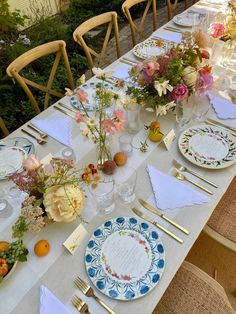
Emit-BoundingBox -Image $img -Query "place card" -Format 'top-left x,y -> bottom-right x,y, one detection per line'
63,224 -> 88,254
162,129 -> 176,150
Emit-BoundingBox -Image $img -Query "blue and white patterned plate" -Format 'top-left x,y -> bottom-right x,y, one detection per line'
85,216 -> 165,300
0,137 -> 35,155
70,82 -> 114,111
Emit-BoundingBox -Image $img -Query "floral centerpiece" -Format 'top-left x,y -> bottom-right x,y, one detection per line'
11,155 -> 85,238
127,34 -> 213,117
73,68 -> 126,166
208,1 -> 236,40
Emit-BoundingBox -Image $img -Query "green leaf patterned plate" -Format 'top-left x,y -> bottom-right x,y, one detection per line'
178,124 -> 236,169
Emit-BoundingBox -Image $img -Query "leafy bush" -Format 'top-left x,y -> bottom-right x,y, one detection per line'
0,0 -> 166,136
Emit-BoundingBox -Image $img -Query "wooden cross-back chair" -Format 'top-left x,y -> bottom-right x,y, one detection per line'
0,117 -> 9,138
122,0 -> 157,47
166,0 -> 188,21
73,12 -> 121,70
6,40 -> 75,114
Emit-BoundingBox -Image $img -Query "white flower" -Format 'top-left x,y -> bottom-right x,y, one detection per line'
87,117 -> 97,127
145,107 -> 155,112
155,101 -> 176,116
113,90 -> 136,108
92,67 -> 114,79
80,122 -> 92,139
65,88 -> 73,96
77,74 -> 86,85
154,80 -> 173,97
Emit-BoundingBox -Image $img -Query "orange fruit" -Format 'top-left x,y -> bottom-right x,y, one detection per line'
0,241 -> 9,252
34,240 -> 50,257
113,152 -> 127,166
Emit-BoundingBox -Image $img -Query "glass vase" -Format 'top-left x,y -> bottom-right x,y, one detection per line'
96,137 -> 112,166
222,39 -> 236,67
125,103 -> 141,134
176,94 -> 210,129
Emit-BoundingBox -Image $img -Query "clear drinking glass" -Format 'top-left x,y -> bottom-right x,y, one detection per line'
0,199 -> 13,218
125,104 -> 141,134
119,134 -> 133,156
89,180 -> 115,215
114,166 -> 137,203
61,147 -> 76,162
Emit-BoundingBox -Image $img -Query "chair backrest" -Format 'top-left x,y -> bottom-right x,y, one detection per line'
6,40 -> 75,113
73,12 -> 121,70
0,116 -> 9,137
122,0 -> 157,47
166,0 -> 188,21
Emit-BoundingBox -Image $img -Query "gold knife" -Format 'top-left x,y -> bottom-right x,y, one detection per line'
138,199 -> 189,235
132,208 -> 183,244
54,105 -> 75,119
58,102 -> 78,113
206,118 -> 236,133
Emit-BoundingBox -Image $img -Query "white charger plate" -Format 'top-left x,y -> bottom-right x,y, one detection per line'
173,12 -> 202,27
85,216 -> 165,300
133,39 -> 168,59
178,124 -> 236,169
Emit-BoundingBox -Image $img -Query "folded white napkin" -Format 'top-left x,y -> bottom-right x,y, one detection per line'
32,115 -> 72,146
209,94 -> 236,119
154,31 -> 182,44
146,165 -> 210,210
114,65 -> 131,79
40,285 -> 71,314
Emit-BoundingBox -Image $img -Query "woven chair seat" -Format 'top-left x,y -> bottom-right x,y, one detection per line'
207,176 -> 236,244
154,261 -> 235,314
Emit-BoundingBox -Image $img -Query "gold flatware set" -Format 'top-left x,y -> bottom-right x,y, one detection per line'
74,277 -> 116,314
205,118 -> 236,136
132,207 -> 184,244
138,198 -> 189,235
21,128 -> 47,145
71,295 -> 90,314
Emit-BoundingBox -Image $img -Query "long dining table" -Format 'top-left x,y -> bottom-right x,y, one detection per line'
1,1 -> 235,313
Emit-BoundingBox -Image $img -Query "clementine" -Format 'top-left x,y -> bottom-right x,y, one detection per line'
34,240 -> 50,257
0,241 -> 9,252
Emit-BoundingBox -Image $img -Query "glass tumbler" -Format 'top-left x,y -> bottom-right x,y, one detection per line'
114,166 -> 137,203
89,180 -> 115,215
119,134 -> 133,156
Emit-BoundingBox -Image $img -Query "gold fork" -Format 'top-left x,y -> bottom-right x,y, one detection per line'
71,295 -> 90,314
74,277 -> 116,314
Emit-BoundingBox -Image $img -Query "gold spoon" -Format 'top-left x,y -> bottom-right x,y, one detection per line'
173,160 -> 218,188
21,129 -> 47,145
173,170 -> 213,195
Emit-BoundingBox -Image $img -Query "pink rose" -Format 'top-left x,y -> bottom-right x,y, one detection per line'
196,74 -> 213,95
77,89 -> 89,103
201,49 -> 210,59
22,154 -> 41,171
171,84 -> 188,102
143,61 -> 159,77
209,22 -> 225,38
